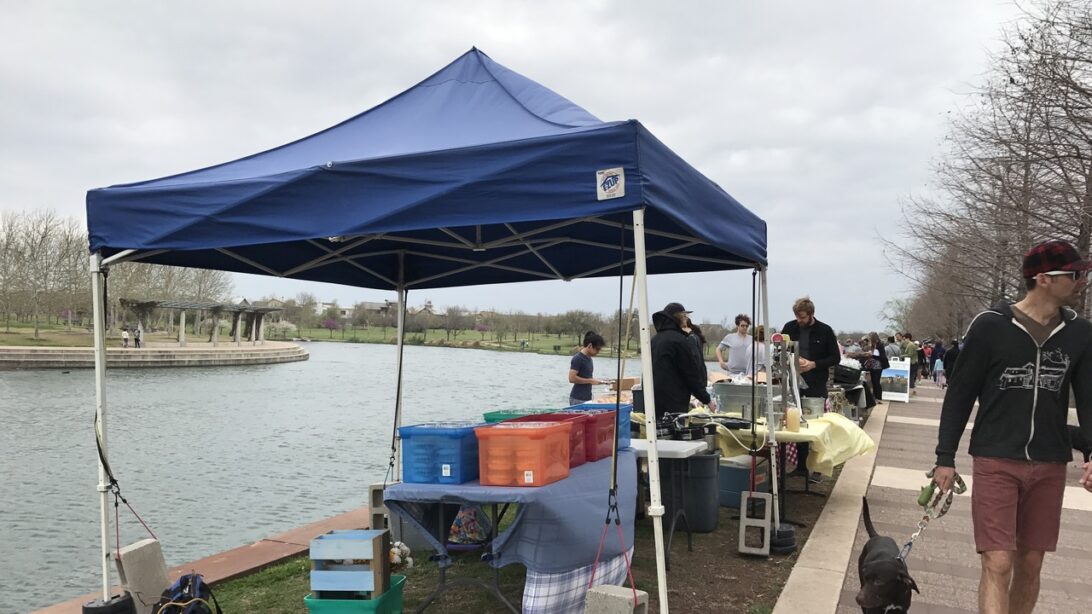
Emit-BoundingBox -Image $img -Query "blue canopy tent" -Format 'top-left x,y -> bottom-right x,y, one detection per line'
85,49 -> 771,612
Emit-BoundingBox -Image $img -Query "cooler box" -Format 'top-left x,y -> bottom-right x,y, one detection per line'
507,412 -> 588,468
719,453 -> 768,508
475,421 -> 572,487
482,408 -> 553,423
565,402 -> 633,451
398,422 -> 482,484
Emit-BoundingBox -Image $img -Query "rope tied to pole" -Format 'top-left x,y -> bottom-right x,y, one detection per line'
588,487 -> 638,605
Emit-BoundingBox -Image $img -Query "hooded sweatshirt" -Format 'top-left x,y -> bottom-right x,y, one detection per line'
650,311 -> 711,417
935,302 -> 1092,467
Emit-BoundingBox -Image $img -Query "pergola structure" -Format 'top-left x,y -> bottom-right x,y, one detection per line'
118,299 -> 283,346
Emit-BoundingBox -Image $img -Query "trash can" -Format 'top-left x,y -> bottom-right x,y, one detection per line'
684,451 -> 721,533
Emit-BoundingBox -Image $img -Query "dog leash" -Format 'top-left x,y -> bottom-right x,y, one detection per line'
898,468 -> 966,561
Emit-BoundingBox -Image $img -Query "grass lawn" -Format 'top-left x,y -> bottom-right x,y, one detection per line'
0,326 -> 94,347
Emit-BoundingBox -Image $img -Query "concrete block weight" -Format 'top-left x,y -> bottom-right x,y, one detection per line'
114,538 -> 169,614
585,585 -> 649,614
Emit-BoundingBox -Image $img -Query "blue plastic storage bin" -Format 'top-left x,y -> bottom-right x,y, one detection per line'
398,422 -> 482,484
565,403 -> 633,450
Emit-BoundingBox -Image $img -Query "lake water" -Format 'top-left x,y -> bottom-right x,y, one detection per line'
2,342 -> 668,611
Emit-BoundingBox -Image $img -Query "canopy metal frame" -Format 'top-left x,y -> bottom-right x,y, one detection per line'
89,209 -> 764,611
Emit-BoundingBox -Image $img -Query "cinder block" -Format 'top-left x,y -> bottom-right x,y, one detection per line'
115,538 -> 169,614
585,584 -> 649,614
369,482 -> 389,531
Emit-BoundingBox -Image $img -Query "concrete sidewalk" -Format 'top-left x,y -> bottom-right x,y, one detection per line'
834,384 -> 1092,613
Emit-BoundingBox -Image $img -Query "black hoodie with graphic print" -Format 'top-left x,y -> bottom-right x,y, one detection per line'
935,302 -> 1092,468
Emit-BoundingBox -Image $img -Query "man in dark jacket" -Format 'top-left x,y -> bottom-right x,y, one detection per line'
780,296 -> 841,400
650,302 -> 711,419
933,240 -> 1092,614
944,339 -> 961,382
781,296 -> 840,481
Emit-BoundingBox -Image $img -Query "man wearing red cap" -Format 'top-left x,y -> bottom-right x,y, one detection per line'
933,240 -> 1092,614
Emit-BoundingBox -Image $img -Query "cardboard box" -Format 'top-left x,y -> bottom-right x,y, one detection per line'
610,376 -> 640,391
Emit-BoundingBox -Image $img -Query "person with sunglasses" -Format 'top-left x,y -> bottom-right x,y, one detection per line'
933,239 -> 1092,614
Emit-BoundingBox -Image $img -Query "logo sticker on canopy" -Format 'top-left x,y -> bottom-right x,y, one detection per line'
596,167 -> 625,200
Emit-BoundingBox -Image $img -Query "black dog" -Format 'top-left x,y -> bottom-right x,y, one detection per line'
1069,425 -> 1092,463
856,497 -> 919,613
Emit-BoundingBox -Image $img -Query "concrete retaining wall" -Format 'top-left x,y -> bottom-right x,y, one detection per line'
0,342 -> 309,369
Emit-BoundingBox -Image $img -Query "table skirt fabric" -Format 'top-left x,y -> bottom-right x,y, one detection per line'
522,547 -> 635,614
385,449 -> 636,573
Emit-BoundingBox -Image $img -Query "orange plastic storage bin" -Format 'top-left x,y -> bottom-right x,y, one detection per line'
506,412 -> 588,468
475,422 -> 572,487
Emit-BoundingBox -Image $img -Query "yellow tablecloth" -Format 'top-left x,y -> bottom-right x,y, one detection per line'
631,411 -> 875,477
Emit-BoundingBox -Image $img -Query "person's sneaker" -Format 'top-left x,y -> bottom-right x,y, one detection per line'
808,472 -> 822,484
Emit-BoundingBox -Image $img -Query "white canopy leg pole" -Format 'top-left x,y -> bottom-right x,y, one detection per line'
393,284 -> 407,481
90,253 -> 111,600
760,267 -> 780,530
633,209 -> 669,614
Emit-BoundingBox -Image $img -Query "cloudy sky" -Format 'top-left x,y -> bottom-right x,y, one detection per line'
1,1 -> 1022,332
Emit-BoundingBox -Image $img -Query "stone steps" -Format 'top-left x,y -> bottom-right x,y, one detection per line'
0,345 -> 309,369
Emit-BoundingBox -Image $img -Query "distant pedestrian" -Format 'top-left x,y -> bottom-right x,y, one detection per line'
121,329 -> 129,348
885,336 -> 901,364
868,331 -> 890,401
133,327 -> 142,349
945,339 -> 961,382
933,356 -> 946,388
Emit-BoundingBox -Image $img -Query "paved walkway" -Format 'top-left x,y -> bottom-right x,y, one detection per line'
834,384 -> 1092,613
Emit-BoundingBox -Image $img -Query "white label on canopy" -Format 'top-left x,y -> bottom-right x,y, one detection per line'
596,168 -> 625,200
441,464 -> 451,477
523,470 -> 534,484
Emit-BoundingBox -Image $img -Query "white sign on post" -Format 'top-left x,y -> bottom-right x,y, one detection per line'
882,358 -> 911,403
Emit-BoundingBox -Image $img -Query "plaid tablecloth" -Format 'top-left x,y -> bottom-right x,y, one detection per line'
523,547 -> 636,614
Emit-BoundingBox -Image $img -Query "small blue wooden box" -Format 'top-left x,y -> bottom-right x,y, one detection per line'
309,529 -> 391,599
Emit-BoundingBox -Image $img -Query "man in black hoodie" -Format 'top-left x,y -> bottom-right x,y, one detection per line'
650,302 -> 711,419
933,240 -> 1092,614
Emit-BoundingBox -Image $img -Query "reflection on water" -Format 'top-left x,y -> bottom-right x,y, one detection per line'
2,342 -> 651,610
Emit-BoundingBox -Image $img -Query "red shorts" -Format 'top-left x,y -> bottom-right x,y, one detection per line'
971,457 -> 1067,553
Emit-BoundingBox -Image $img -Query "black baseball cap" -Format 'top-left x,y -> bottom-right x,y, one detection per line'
663,302 -> 692,316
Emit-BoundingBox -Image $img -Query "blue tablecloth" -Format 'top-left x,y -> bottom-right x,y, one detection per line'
385,449 -> 636,573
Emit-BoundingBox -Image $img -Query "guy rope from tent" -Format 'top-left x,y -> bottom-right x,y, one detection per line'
94,271 -> 158,562
589,217 -> 638,602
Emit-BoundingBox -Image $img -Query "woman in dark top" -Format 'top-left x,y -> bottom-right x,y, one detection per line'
686,317 -> 709,382
568,331 -> 605,406
867,331 -> 889,401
